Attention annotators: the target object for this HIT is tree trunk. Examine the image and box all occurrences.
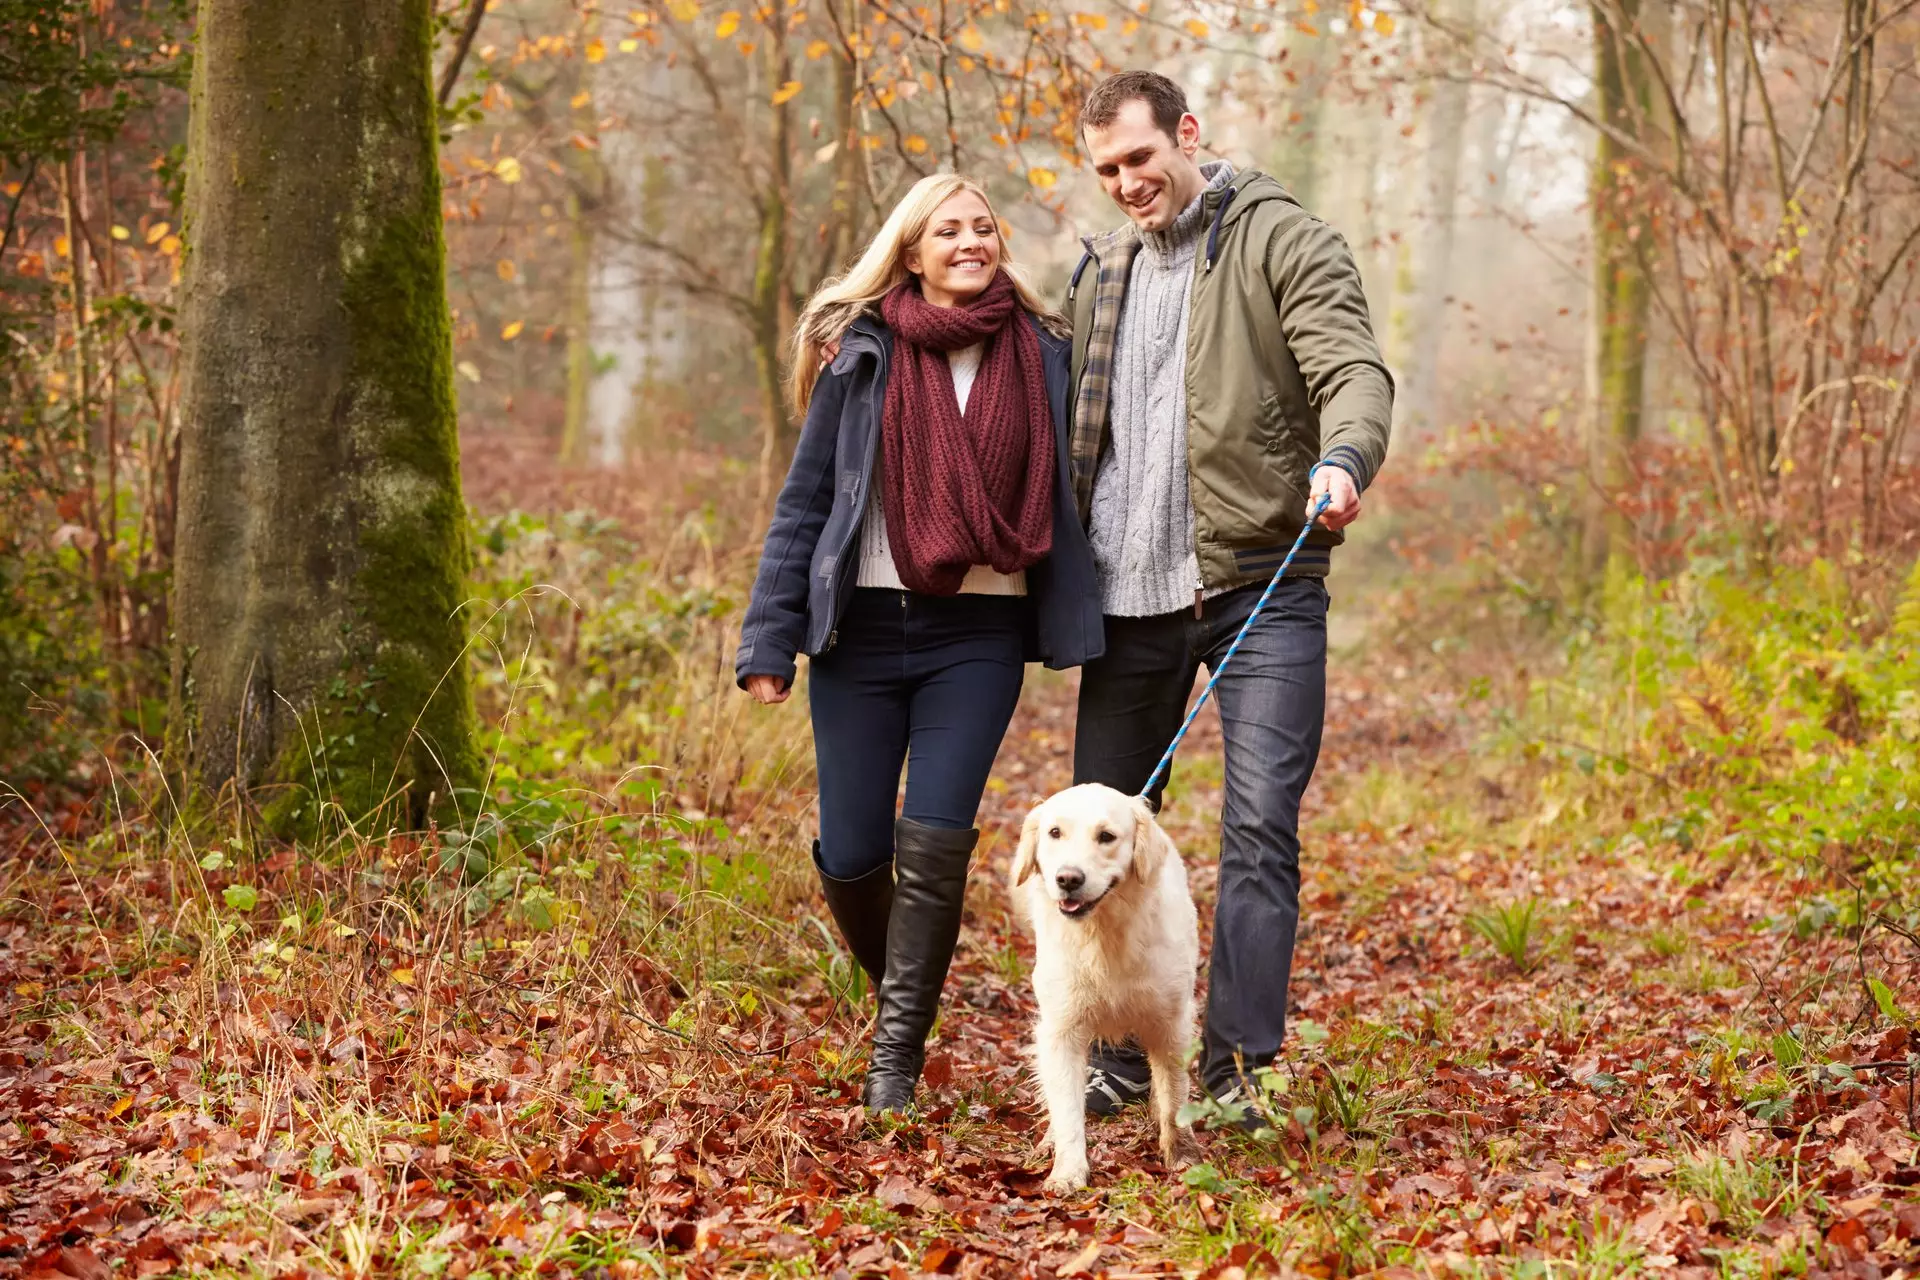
[1581,0,1662,575]
[583,133,649,468]
[1400,0,1477,434]
[820,0,865,283]
[169,0,481,835]
[557,22,608,465]
[752,206,793,512]
[1472,91,1528,226]
[1379,80,1426,379]
[753,37,795,510]
[560,192,595,465]
[633,149,684,453]
[1329,77,1389,324]
[1268,25,1333,211]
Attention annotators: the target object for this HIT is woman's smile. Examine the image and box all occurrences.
[908,189,1001,307]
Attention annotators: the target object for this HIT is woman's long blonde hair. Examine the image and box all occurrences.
[788,173,1069,414]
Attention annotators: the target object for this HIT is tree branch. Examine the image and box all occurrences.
[438,0,490,108]
[1785,0,1920,193]
[1736,0,1791,207]
[600,223,755,318]
[0,156,39,260]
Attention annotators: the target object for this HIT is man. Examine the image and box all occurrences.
[1065,70,1393,1120]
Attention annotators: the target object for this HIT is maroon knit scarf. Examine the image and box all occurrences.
[878,272,1054,595]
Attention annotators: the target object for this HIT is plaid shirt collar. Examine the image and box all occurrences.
[1068,225,1142,524]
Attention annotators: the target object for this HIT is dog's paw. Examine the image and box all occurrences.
[1042,1163,1089,1195]
[1162,1128,1202,1169]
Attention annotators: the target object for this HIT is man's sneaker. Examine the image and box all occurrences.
[1084,1052,1152,1117]
[1204,1081,1271,1135]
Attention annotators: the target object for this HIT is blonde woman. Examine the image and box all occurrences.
[735,174,1102,1115]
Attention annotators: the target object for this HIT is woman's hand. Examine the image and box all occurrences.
[746,674,790,704]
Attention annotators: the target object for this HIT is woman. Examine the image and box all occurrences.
[735,174,1102,1115]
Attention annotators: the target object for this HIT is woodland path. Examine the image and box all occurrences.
[3,628,1915,1279]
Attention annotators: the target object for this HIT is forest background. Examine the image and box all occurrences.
[3,0,1920,1276]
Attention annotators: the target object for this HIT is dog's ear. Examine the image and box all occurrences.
[1130,796,1173,883]
[1012,809,1042,886]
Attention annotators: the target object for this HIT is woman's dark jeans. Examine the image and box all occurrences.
[809,588,1026,878]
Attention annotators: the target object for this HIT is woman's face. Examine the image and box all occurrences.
[906,189,1001,307]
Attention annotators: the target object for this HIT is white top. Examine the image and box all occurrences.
[855,343,1027,596]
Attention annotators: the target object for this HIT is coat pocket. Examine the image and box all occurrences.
[1257,393,1310,505]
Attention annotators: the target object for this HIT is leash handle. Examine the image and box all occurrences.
[1136,494,1333,802]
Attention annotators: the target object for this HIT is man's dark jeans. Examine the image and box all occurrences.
[1073,577,1328,1096]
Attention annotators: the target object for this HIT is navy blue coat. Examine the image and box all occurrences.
[735,312,1104,688]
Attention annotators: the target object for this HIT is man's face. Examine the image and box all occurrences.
[1083,99,1205,234]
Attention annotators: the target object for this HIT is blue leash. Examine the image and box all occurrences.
[1137,494,1332,801]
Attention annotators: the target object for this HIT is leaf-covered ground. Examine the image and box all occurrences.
[7,658,1917,1280]
[5,444,1918,1278]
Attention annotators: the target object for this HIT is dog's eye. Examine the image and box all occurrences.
[1095,830,1117,844]
[1047,826,1062,839]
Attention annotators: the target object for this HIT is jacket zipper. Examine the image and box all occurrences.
[1185,188,1222,621]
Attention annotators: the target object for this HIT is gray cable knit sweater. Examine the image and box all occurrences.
[1088,161,1236,618]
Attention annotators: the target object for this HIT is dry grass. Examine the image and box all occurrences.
[5,444,1919,1278]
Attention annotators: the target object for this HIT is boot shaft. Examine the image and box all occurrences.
[865,819,979,1112]
[814,845,893,991]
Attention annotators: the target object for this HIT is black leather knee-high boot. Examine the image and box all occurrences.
[863,819,977,1114]
[814,843,893,991]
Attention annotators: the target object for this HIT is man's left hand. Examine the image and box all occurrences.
[1310,464,1361,531]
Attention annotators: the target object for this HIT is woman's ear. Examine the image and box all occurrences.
[1130,796,1172,883]
[1012,810,1042,886]
[904,243,923,277]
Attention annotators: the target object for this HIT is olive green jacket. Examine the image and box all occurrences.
[1067,167,1393,587]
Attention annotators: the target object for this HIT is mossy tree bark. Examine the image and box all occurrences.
[169,0,482,836]
[560,198,596,466]
[752,35,796,512]
[1581,0,1664,575]
[557,19,609,466]
[498,57,609,466]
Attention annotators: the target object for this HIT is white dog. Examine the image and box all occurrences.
[1010,783,1201,1192]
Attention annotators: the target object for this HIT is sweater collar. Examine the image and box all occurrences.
[1138,160,1236,264]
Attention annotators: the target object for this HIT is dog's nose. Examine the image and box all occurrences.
[1055,868,1085,894]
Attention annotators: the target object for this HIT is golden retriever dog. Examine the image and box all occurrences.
[1010,783,1201,1192]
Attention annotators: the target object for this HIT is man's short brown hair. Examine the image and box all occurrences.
[1080,70,1189,141]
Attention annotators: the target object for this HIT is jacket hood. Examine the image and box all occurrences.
[1217,167,1301,227]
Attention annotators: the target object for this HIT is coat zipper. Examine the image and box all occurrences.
[1185,190,1219,618]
